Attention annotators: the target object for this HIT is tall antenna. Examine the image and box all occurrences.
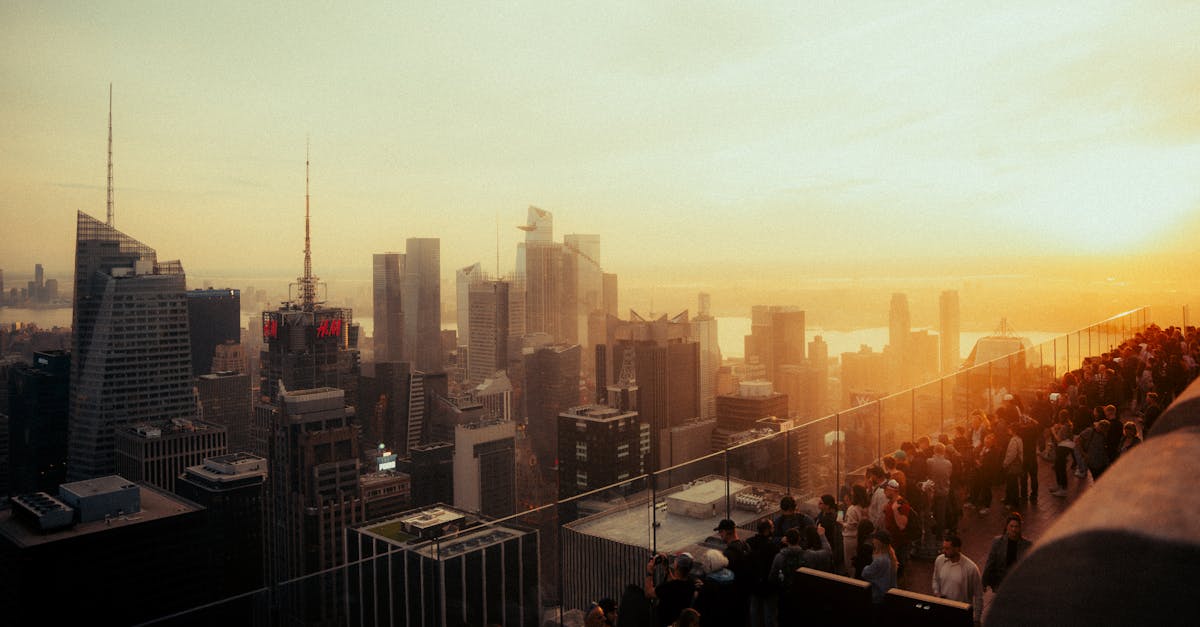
[495,210,500,276]
[106,83,114,226]
[298,138,319,310]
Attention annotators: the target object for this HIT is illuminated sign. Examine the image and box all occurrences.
[316,319,343,338]
[263,319,278,340]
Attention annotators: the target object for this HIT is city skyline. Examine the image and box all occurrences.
[3,3,1199,294]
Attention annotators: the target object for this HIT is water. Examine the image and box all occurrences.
[0,307,73,329]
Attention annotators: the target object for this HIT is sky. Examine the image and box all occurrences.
[2,1,1199,295]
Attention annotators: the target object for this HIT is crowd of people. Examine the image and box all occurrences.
[582,324,1198,627]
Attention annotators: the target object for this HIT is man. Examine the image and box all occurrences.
[644,552,696,627]
[770,527,807,625]
[881,478,912,578]
[816,494,844,573]
[714,518,752,623]
[926,442,953,539]
[1000,423,1024,508]
[745,519,779,627]
[1013,411,1041,504]
[867,465,890,527]
[1078,419,1112,480]
[982,513,1032,593]
[773,496,813,543]
[584,598,618,627]
[932,534,983,626]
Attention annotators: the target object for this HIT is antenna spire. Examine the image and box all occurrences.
[106,83,114,226]
[299,138,318,309]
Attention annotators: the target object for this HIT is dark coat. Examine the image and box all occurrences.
[982,535,1032,591]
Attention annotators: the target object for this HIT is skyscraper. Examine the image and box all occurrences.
[564,233,602,345]
[114,418,228,493]
[467,278,510,386]
[556,404,648,500]
[187,288,241,377]
[453,418,516,518]
[691,292,721,420]
[68,212,196,480]
[889,293,911,355]
[519,207,563,339]
[524,343,581,472]
[197,370,252,452]
[5,351,70,494]
[455,261,483,347]
[259,155,361,405]
[373,252,404,362]
[940,289,961,373]
[402,237,442,373]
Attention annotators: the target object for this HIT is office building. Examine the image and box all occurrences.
[472,370,513,422]
[402,238,442,372]
[5,351,69,494]
[357,361,441,460]
[744,305,805,384]
[564,233,602,346]
[940,289,961,373]
[841,346,891,408]
[602,272,618,317]
[713,380,790,448]
[347,506,541,627]
[524,343,581,472]
[373,252,405,362]
[197,370,252,452]
[187,288,241,376]
[455,261,483,347]
[68,211,197,480]
[114,418,227,493]
[175,453,268,603]
[0,477,210,624]
[557,404,649,500]
[406,441,454,508]
[889,293,911,357]
[467,278,510,386]
[453,418,516,518]
[691,292,721,420]
[359,470,410,521]
[518,207,563,339]
[600,311,700,470]
[211,340,246,373]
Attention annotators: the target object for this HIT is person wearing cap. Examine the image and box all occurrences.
[772,495,813,544]
[861,529,898,604]
[881,478,912,578]
[713,518,753,623]
[644,551,696,627]
[982,513,1032,593]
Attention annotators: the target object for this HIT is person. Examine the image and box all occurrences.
[692,549,739,627]
[645,552,696,627]
[1078,419,1112,480]
[927,443,953,539]
[585,598,618,627]
[842,484,869,572]
[861,529,898,604]
[982,513,1032,593]
[1049,410,1075,497]
[881,478,911,578]
[770,527,807,625]
[1001,423,1024,508]
[852,520,876,579]
[672,608,700,627]
[773,496,813,542]
[1013,410,1041,504]
[1118,421,1142,457]
[816,494,844,573]
[867,465,890,527]
[1141,392,1163,432]
[800,525,834,573]
[932,534,983,625]
[973,432,1002,515]
[745,519,779,627]
[713,519,752,623]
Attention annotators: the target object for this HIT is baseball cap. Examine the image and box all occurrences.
[714,518,736,532]
[883,479,900,490]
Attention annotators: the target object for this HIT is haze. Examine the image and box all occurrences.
[2,2,1198,323]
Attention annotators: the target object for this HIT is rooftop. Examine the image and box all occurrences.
[0,483,201,548]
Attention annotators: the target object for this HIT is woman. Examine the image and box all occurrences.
[842,484,869,572]
[692,549,738,627]
[1118,421,1142,457]
[852,520,876,579]
[861,529,898,604]
[1049,410,1075,497]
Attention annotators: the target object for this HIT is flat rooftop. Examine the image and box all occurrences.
[568,479,783,553]
[0,484,202,548]
[669,478,747,504]
[411,526,525,560]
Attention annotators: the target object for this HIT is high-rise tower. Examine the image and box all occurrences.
[401,237,442,372]
[518,207,563,339]
[68,212,196,480]
[258,151,361,405]
[467,278,511,386]
[373,252,404,362]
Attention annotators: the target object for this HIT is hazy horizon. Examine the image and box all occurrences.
[3,2,1199,321]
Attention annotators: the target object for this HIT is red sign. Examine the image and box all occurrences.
[263,319,278,340]
[316,319,343,338]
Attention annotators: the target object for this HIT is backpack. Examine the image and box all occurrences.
[776,549,805,590]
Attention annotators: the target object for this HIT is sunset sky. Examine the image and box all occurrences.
[2,2,1198,292]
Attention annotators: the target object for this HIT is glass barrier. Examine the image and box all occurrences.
[136,308,1157,625]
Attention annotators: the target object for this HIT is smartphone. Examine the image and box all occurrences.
[836,510,845,522]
